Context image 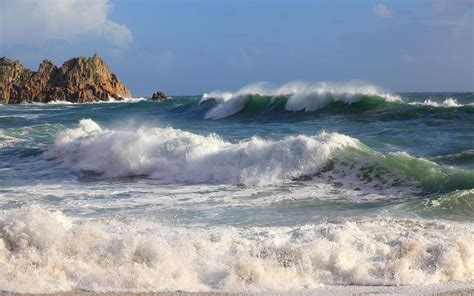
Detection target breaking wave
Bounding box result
[201,81,401,119]
[198,82,473,120]
[44,119,474,194]
[409,98,468,108]
[0,205,473,293]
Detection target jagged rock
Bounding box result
[150,90,167,101]
[0,53,131,104]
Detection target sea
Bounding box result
[0,82,473,294]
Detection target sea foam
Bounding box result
[43,120,474,193]
[29,97,148,105]
[0,205,472,293]
[409,98,464,108]
[44,119,359,185]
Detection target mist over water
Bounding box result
[0,83,473,293]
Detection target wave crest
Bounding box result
[409,98,466,108]
[43,120,474,194]
[201,81,401,119]
[44,119,358,185]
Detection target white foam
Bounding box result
[409,98,464,107]
[0,205,472,293]
[43,119,461,194]
[201,81,401,119]
[30,97,148,105]
[108,95,148,103]
[44,119,359,185]
[0,130,22,148]
[46,100,75,105]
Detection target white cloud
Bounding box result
[0,0,132,49]
[373,4,393,18]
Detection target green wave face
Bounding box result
[200,93,472,120]
[322,143,474,196]
[376,151,474,193]
[393,189,474,221]
[319,94,397,112]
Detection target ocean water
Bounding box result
[0,82,473,293]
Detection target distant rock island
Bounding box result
[150,90,168,101]
[0,54,131,104]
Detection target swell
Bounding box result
[0,205,473,293]
[198,82,473,120]
[200,93,394,118]
[44,119,474,195]
[393,189,474,221]
[430,150,474,167]
[200,81,402,119]
[199,94,474,120]
[0,124,64,156]
[127,94,474,124]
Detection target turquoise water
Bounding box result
[0,85,473,292]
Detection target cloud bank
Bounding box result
[0,0,132,49]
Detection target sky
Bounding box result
[0,0,473,96]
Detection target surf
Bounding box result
[196,81,473,120]
[1,205,473,293]
[44,119,474,196]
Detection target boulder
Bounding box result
[0,53,131,104]
[150,90,167,101]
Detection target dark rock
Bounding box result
[150,90,167,101]
[0,53,131,104]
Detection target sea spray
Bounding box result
[200,82,472,120]
[201,81,401,119]
[45,119,358,184]
[44,120,474,194]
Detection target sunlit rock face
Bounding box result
[0,53,131,104]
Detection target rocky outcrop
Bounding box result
[150,90,167,101]
[0,54,131,104]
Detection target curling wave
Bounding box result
[201,81,401,119]
[44,120,474,194]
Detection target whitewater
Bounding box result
[0,82,473,294]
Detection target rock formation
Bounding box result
[150,90,167,101]
[0,54,131,104]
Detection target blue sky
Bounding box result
[1,0,473,95]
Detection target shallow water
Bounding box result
[0,83,473,293]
